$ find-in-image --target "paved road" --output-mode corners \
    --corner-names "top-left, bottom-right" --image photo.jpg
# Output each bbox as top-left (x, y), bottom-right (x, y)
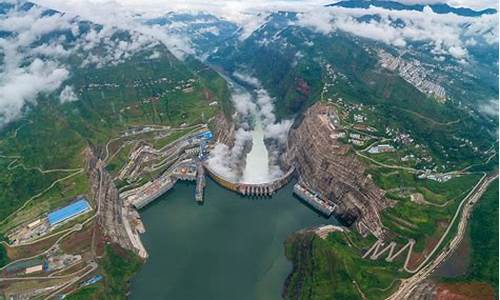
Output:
top-left (386, 173), bottom-right (498, 299)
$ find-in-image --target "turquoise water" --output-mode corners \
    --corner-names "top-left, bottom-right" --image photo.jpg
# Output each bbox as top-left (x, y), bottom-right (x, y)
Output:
top-left (130, 179), bottom-right (335, 300)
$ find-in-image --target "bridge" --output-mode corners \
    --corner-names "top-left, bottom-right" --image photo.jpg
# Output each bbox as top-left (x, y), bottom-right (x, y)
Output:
top-left (204, 164), bottom-right (294, 197)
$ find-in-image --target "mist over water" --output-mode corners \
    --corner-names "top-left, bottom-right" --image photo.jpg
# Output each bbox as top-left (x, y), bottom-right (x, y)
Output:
top-left (241, 115), bottom-right (270, 184)
top-left (206, 74), bottom-right (291, 184)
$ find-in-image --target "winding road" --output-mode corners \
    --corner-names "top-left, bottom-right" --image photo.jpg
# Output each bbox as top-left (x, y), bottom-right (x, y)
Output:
top-left (386, 173), bottom-right (498, 299)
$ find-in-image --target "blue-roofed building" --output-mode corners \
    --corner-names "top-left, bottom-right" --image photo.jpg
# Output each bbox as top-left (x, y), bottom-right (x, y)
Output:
top-left (197, 131), bottom-right (213, 140)
top-left (48, 198), bottom-right (91, 226)
top-left (81, 274), bottom-right (103, 287)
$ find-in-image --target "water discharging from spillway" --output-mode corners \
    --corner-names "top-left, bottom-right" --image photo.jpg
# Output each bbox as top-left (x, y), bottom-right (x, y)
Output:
top-left (205, 73), bottom-right (292, 184)
top-left (241, 115), bottom-right (270, 184)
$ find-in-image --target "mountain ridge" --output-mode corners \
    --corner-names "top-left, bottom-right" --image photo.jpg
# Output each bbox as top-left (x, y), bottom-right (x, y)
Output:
top-left (327, 0), bottom-right (497, 16)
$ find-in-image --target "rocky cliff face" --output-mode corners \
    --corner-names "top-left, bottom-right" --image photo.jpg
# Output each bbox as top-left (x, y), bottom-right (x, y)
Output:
top-left (83, 146), bottom-right (135, 252)
top-left (211, 112), bottom-right (236, 147)
top-left (283, 103), bottom-right (389, 238)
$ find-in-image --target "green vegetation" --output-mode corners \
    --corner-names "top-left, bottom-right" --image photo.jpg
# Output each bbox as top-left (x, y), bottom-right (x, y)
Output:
top-left (440, 178), bottom-right (499, 296)
top-left (0, 172), bottom-right (88, 235)
top-left (101, 244), bottom-right (143, 299)
top-left (371, 169), bottom-right (481, 251)
top-left (66, 244), bottom-right (142, 300)
top-left (106, 143), bottom-right (135, 174)
top-left (284, 230), bottom-right (404, 300)
top-left (65, 287), bottom-right (99, 300)
top-left (370, 169), bottom-right (480, 204)
top-left (0, 242), bottom-right (8, 268)
top-left (467, 178), bottom-right (499, 292)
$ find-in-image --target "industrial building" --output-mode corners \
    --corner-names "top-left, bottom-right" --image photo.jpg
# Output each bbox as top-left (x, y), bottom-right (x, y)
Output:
top-left (293, 184), bottom-right (336, 217)
top-left (197, 130), bottom-right (213, 140)
top-left (48, 198), bottom-right (91, 226)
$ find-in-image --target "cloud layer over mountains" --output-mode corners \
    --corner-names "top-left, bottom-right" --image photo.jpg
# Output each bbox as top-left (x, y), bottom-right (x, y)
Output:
top-left (34, 0), bottom-right (498, 63)
top-left (295, 5), bottom-right (498, 60)
top-left (0, 0), bottom-right (497, 126)
top-left (0, 2), bottom-right (162, 125)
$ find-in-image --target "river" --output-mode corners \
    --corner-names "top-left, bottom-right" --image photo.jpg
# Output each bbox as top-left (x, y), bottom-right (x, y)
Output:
top-left (129, 179), bottom-right (335, 300)
top-left (241, 115), bottom-right (270, 184)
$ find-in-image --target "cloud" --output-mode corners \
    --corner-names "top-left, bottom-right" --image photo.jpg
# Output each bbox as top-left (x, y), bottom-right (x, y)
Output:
top-left (230, 85), bottom-right (257, 118)
top-left (0, 2), bottom-right (174, 125)
top-left (264, 120), bottom-right (292, 143)
top-left (478, 98), bottom-right (499, 117)
top-left (0, 4), bottom-right (78, 125)
top-left (295, 5), bottom-right (498, 60)
top-left (32, 0), bottom-right (497, 60)
top-left (59, 85), bottom-right (78, 103)
top-left (0, 59), bottom-right (69, 124)
top-left (207, 74), bottom-right (292, 182)
top-left (395, 0), bottom-right (498, 10)
top-left (206, 128), bottom-right (252, 180)
top-left (233, 71), bottom-right (261, 87)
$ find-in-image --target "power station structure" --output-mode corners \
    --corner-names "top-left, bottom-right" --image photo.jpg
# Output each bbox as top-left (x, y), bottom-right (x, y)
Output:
top-left (204, 164), bottom-right (295, 197)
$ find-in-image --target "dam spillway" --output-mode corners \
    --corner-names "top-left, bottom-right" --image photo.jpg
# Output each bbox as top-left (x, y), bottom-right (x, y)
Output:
top-left (204, 76), bottom-right (294, 195)
top-left (204, 163), bottom-right (294, 197)
top-left (241, 116), bottom-right (271, 184)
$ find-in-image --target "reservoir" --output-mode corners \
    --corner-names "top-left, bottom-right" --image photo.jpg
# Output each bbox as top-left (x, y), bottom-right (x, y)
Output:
top-left (130, 179), bottom-right (335, 300)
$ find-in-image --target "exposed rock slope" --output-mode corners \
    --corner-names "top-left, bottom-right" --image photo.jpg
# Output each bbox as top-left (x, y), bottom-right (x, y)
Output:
top-left (84, 146), bottom-right (135, 252)
top-left (284, 103), bottom-right (389, 237)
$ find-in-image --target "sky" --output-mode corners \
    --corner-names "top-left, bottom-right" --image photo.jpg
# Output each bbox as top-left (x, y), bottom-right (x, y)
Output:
top-left (0, 0), bottom-right (497, 126)
top-left (32, 0), bottom-right (500, 25)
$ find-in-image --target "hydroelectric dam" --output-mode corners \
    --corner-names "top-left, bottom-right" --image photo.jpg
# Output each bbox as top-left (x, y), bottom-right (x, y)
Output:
top-left (204, 163), bottom-right (295, 197)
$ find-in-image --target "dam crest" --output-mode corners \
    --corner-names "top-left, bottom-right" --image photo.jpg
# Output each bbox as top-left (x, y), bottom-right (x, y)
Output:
top-left (203, 163), bottom-right (294, 197)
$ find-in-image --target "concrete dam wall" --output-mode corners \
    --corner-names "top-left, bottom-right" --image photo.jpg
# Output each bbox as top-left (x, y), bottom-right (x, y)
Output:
top-left (204, 163), bottom-right (294, 196)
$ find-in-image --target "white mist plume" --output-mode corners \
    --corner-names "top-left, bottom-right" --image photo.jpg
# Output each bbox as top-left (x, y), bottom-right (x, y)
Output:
top-left (207, 72), bottom-right (292, 182)
top-left (59, 85), bottom-right (78, 103)
top-left (478, 98), bottom-right (499, 117)
top-left (206, 128), bottom-right (252, 181)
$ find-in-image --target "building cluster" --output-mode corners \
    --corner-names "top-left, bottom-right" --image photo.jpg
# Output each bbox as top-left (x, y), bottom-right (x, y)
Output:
top-left (353, 113), bottom-right (366, 123)
top-left (321, 62), bottom-right (350, 101)
top-left (348, 132), bottom-right (368, 146)
top-left (378, 50), bottom-right (447, 101)
top-left (452, 135), bottom-right (480, 153)
top-left (46, 252), bottom-right (82, 273)
top-left (121, 125), bottom-right (167, 137)
top-left (417, 170), bottom-right (453, 182)
top-left (79, 78), bottom-right (196, 103)
top-left (3, 245), bottom-right (82, 277)
top-left (79, 77), bottom-right (172, 92)
top-left (120, 130), bottom-right (213, 210)
top-left (367, 144), bottom-right (396, 154)
top-left (385, 128), bottom-right (416, 147)
top-left (7, 198), bottom-right (91, 246)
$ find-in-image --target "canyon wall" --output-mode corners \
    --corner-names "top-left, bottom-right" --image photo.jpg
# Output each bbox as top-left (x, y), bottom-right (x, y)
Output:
top-left (84, 146), bottom-right (135, 252)
top-left (211, 112), bottom-right (236, 147)
top-left (283, 103), bottom-right (389, 238)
